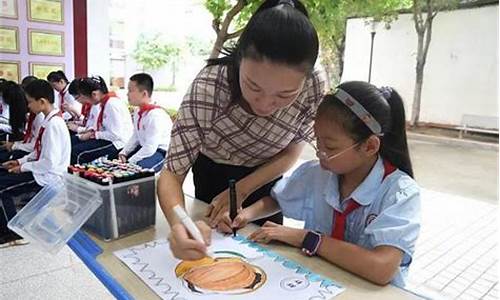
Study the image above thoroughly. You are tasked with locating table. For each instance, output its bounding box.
[68,196,423,300]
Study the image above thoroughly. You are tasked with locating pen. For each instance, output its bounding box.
[172,205,214,258]
[229,179,237,237]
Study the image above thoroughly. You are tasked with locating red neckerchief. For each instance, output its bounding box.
[34,111,63,160]
[96,92,117,131]
[81,103,92,126]
[331,160,397,241]
[23,113,36,142]
[137,104,160,130]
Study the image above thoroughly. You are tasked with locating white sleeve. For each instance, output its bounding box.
[120,129,139,156]
[18,149,36,165]
[20,122,64,174]
[94,101,123,142]
[0,123,11,133]
[12,140,35,153]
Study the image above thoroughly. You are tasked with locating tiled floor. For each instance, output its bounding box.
[0,242,114,299]
[406,189,498,300]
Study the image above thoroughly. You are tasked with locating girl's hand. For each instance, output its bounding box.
[118,154,127,163]
[79,131,95,141]
[67,122,79,132]
[1,141,14,152]
[2,160,19,169]
[216,209,251,234]
[248,221,307,248]
[168,221,212,260]
[8,165,21,174]
[205,187,246,227]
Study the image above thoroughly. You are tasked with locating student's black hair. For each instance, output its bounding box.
[21,76,38,90]
[78,76,109,97]
[2,81,28,140]
[0,78,7,95]
[206,0,318,102]
[68,78,82,96]
[24,79,55,104]
[129,73,154,97]
[47,70,69,83]
[316,81,414,178]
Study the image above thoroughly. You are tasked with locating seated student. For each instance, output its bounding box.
[0,81,28,144]
[47,70,81,121]
[0,79,70,245]
[217,81,421,287]
[66,78,95,137]
[0,82,35,162]
[118,73,172,172]
[71,76,132,164]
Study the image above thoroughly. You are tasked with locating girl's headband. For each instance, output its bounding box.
[334,88,383,136]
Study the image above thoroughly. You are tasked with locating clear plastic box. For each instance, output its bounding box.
[7,174,103,254]
[78,174,156,241]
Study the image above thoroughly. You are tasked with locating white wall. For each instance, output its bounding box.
[86,0,111,81]
[342,5,498,126]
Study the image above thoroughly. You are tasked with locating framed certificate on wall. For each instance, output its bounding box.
[27,0,64,24]
[0,0,18,19]
[29,62,65,80]
[0,61,21,82]
[0,26,19,53]
[28,29,64,56]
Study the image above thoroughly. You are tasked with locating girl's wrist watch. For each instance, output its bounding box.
[301,231,322,256]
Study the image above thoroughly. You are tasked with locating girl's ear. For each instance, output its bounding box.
[361,135,380,157]
[91,90,99,100]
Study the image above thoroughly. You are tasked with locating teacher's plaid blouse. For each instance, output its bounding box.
[165,63,326,175]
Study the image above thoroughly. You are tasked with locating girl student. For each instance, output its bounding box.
[70,76,132,164]
[47,70,81,121]
[218,81,421,287]
[0,81,28,142]
[0,82,42,162]
[66,78,95,136]
[160,0,326,261]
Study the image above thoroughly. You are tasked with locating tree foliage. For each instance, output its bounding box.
[132,33,181,70]
[204,0,408,86]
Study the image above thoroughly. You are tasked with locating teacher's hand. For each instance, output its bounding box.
[168,221,212,260]
[205,188,245,228]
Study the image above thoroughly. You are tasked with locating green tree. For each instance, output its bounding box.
[306,0,409,87]
[132,33,181,71]
[204,0,406,87]
[205,0,260,59]
[410,0,458,126]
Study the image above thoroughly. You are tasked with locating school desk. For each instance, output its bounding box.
[67,195,424,300]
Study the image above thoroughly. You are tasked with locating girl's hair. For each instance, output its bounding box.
[2,81,28,140]
[78,76,109,97]
[47,70,69,83]
[21,76,38,90]
[207,0,318,102]
[317,81,414,178]
[68,78,82,96]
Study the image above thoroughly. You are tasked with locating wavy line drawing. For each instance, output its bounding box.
[117,235,344,299]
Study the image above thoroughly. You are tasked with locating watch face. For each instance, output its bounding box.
[302,231,321,256]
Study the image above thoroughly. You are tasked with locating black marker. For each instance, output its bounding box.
[229,179,237,237]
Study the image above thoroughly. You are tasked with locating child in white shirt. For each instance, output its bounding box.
[119,73,172,172]
[0,79,71,245]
